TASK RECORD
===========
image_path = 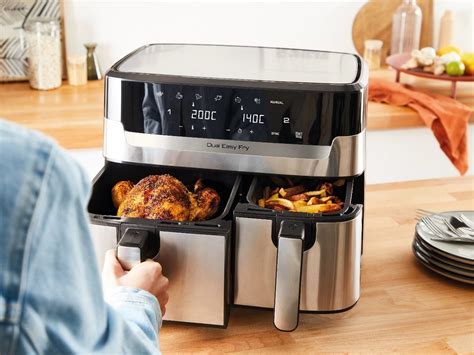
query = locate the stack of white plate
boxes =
[413,211,474,284]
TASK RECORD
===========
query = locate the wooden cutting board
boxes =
[352,0,433,63]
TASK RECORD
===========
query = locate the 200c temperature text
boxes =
[191,109,217,120]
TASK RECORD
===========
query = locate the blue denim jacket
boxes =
[0,120,161,354]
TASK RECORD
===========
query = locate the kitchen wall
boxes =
[64,0,473,69]
[64,1,363,69]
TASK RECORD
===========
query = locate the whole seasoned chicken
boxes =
[111,174,220,221]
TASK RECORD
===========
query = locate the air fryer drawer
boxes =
[89,220,232,326]
[233,206,362,312]
[88,162,240,327]
[156,227,230,326]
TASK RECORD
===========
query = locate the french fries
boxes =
[307,197,320,205]
[289,193,308,201]
[259,181,344,214]
[306,190,326,197]
[278,185,305,198]
[295,203,341,213]
[265,198,295,210]
[293,200,307,208]
[268,193,279,201]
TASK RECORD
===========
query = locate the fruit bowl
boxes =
[386,53,474,98]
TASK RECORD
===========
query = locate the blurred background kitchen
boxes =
[1,0,473,183]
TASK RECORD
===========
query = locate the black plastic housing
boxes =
[111,81,365,146]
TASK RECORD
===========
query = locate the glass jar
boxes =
[364,40,383,70]
[67,54,87,86]
[390,0,422,55]
[25,19,62,90]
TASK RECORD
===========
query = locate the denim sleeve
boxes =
[0,121,161,355]
[105,287,162,343]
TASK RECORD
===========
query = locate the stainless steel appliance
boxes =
[88,44,367,331]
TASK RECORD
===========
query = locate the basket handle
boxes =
[273,221,305,331]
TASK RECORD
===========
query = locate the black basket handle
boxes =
[273,221,305,331]
[117,228,160,270]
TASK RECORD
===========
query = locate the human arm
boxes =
[0,121,166,354]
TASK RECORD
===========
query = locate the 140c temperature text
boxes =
[242,113,265,124]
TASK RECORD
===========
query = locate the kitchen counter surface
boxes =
[0,80,104,149]
[1,68,473,149]
[159,176,474,353]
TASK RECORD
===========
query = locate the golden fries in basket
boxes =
[257,180,344,213]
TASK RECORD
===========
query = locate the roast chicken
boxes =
[111,174,220,221]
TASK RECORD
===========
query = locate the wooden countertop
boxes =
[1,69,473,149]
[160,176,474,353]
[0,80,104,149]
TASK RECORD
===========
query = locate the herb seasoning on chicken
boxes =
[112,175,220,221]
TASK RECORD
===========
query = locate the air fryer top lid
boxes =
[113,44,364,86]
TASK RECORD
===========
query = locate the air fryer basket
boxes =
[88,161,241,224]
[246,175,354,217]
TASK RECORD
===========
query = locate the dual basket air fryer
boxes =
[88,44,367,331]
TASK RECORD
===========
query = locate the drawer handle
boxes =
[273,221,305,331]
[117,228,159,270]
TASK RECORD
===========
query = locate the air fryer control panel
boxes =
[116,81,364,146]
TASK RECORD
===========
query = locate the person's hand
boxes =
[102,249,169,315]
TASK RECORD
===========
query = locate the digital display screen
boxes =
[119,82,363,146]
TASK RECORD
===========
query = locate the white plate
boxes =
[413,239,474,277]
[412,244,474,285]
[416,211,474,263]
[415,235,474,271]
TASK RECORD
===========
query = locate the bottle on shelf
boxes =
[390,0,423,55]
[84,43,102,80]
[438,10,454,50]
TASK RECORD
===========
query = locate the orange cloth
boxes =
[368,78,471,175]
